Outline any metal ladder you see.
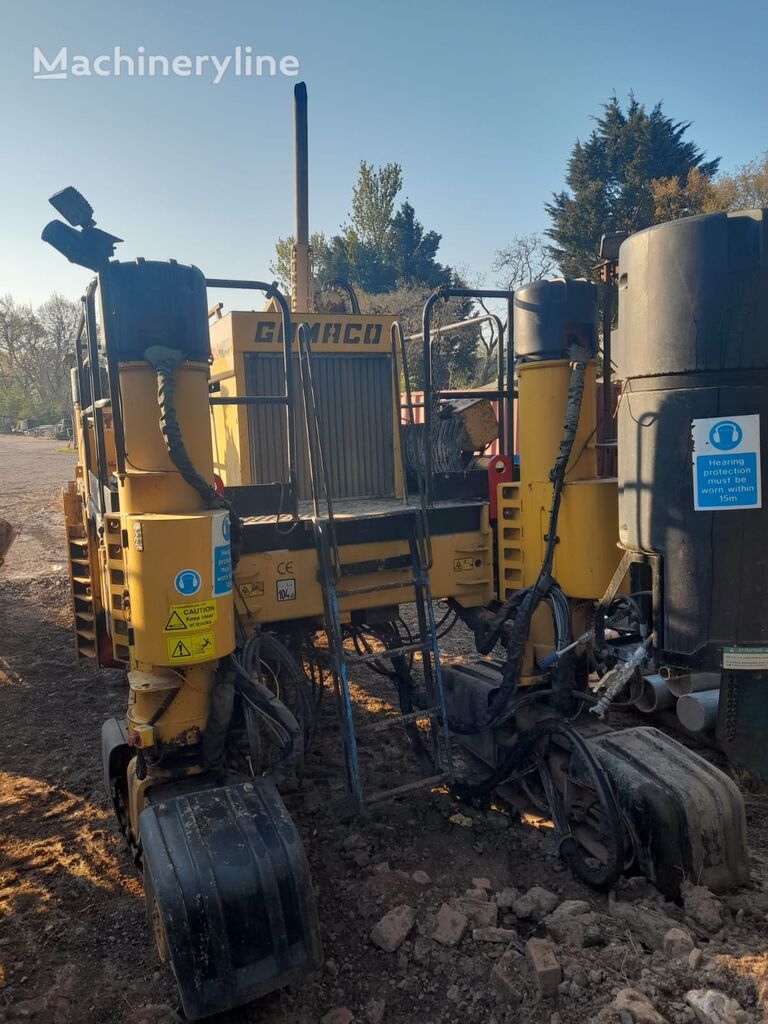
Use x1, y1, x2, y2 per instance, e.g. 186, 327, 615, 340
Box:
296, 323, 454, 812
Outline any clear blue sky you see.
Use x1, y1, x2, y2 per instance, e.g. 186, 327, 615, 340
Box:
1, 0, 766, 305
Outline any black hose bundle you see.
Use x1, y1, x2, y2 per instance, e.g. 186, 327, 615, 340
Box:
144, 345, 242, 565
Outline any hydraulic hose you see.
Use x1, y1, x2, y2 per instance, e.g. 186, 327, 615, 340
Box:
144, 345, 242, 565
470, 348, 589, 731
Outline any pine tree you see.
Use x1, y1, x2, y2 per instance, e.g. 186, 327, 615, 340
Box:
546, 96, 719, 277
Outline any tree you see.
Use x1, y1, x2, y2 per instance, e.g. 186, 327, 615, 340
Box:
349, 161, 402, 256
0, 293, 79, 422
546, 95, 719, 276
493, 233, 557, 289
708, 153, 768, 211
272, 161, 483, 388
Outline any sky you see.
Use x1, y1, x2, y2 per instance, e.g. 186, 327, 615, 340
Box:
1, 0, 766, 306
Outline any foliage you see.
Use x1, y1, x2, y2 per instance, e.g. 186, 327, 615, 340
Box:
273, 160, 478, 388
650, 153, 768, 220
0, 293, 79, 422
546, 95, 719, 277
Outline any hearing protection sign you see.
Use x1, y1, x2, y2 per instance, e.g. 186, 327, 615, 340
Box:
692, 414, 761, 511
212, 510, 233, 597
167, 631, 216, 664
163, 600, 217, 633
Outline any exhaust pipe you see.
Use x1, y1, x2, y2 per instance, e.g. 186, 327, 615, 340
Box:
667, 671, 721, 698
632, 673, 675, 713
677, 690, 720, 733
292, 82, 311, 314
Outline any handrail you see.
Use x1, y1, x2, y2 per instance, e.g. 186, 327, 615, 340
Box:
296, 322, 341, 577
391, 321, 432, 568
421, 287, 515, 504
205, 279, 298, 518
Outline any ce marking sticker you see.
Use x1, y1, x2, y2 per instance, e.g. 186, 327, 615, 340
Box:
277, 560, 294, 576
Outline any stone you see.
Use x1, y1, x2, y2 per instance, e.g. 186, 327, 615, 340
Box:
322, 1009, 354, 1024
564, 963, 588, 989
411, 870, 431, 885
685, 990, 744, 1024
372, 861, 390, 875
609, 898, 689, 951
496, 887, 518, 911
472, 927, 518, 943
490, 949, 526, 1004
370, 905, 416, 953
342, 833, 366, 851
513, 886, 560, 922
452, 897, 499, 928
680, 884, 725, 934
596, 988, 666, 1024
543, 901, 603, 949
472, 877, 493, 891
688, 948, 704, 971
433, 903, 469, 947
365, 998, 385, 1024
464, 888, 490, 901
525, 937, 562, 998
446, 984, 461, 1003
449, 813, 473, 827
663, 927, 695, 959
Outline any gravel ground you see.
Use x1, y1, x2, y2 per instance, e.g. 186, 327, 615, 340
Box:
1, 435, 767, 1024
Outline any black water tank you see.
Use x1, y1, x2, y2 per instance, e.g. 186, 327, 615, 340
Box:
514, 279, 598, 360
99, 259, 210, 362
617, 209, 768, 670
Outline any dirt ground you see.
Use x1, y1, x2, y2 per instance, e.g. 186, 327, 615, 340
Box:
2, 435, 768, 1024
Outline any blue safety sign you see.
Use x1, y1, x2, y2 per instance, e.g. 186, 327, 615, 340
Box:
692, 414, 761, 511
175, 569, 202, 596
211, 509, 233, 596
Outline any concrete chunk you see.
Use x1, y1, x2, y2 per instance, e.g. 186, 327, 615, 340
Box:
370, 904, 416, 952
433, 903, 468, 947
525, 937, 562, 997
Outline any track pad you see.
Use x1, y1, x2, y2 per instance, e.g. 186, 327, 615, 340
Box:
587, 727, 749, 897
139, 778, 322, 1020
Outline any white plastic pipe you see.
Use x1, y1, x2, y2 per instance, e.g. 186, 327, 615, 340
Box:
634, 673, 675, 713
676, 690, 720, 733
667, 672, 721, 698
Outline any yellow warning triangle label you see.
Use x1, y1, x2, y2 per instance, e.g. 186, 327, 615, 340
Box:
164, 610, 187, 631
170, 640, 191, 658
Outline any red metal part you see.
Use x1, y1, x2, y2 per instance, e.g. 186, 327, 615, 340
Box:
487, 455, 513, 520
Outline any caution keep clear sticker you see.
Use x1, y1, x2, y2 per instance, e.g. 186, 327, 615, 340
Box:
167, 631, 216, 664
163, 600, 217, 633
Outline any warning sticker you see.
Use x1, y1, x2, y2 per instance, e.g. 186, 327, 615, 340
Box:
723, 646, 768, 670
167, 631, 216, 664
163, 600, 217, 633
453, 557, 475, 573
238, 580, 265, 599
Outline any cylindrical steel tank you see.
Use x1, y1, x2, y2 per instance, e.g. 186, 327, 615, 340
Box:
616, 208, 768, 775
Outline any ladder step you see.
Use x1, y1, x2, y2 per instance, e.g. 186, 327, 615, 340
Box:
77, 627, 96, 642
367, 772, 450, 806
359, 708, 437, 733
347, 641, 428, 665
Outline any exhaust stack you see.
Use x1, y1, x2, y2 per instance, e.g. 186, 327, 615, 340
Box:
292, 82, 311, 313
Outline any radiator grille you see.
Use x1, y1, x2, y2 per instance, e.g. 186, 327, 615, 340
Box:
244, 353, 395, 500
